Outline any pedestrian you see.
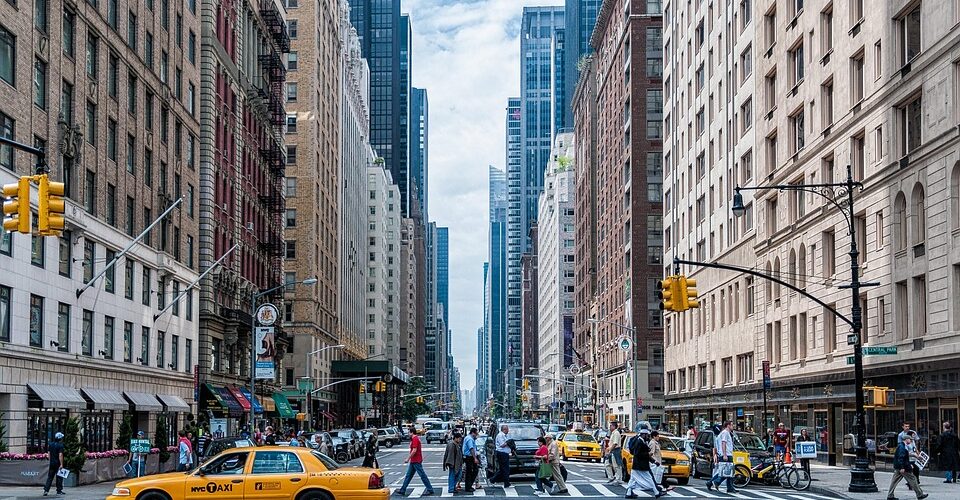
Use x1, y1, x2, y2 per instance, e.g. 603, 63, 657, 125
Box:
491, 424, 512, 488
939, 422, 959, 483
685, 425, 696, 441
484, 423, 497, 481
887, 435, 928, 500
706, 421, 738, 494
773, 422, 791, 461
534, 436, 555, 494
125, 430, 148, 478
177, 430, 194, 472
796, 428, 814, 475
545, 434, 568, 494
462, 428, 480, 492
396, 427, 435, 496
196, 427, 211, 461
264, 426, 277, 445
624, 429, 661, 498
649, 431, 671, 493
607, 421, 624, 484
42, 432, 65, 496
362, 432, 379, 468
898, 422, 922, 482
443, 433, 465, 493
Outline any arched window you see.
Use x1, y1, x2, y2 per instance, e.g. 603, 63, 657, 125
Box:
912, 183, 926, 246
788, 249, 797, 287
952, 163, 960, 230
798, 244, 807, 288
895, 192, 907, 251
773, 257, 782, 301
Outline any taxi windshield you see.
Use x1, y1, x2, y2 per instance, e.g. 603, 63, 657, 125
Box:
657, 437, 679, 451
564, 434, 597, 443
310, 451, 340, 470
735, 433, 766, 451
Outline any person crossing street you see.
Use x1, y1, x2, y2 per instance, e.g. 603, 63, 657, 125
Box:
396, 430, 435, 496
462, 428, 480, 493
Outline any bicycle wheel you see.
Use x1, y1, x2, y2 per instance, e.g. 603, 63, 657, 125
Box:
777, 466, 792, 488
789, 467, 811, 491
733, 465, 751, 488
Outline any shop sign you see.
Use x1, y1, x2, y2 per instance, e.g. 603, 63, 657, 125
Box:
255, 327, 275, 380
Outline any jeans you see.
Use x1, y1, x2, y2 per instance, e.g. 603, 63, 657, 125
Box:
535, 473, 554, 492
492, 451, 511, 487
128, 459, 146, 478
398, 462, 434, 494
43, 464, 63, 494
463, 458, 479, 490
447, 466, 461, 492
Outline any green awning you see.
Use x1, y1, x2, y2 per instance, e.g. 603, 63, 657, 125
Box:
272, 393, 296, 419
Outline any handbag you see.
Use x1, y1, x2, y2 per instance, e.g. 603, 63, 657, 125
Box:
650, 464, 664, 483
536, 461, 553, 479
719, 461, 735, 478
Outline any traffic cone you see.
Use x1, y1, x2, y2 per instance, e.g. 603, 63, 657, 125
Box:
784, 448, 792, 464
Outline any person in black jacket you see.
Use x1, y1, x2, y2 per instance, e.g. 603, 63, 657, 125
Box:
887, 435, 928, 500
624, 429, 662, 499
939, 422, 959, 483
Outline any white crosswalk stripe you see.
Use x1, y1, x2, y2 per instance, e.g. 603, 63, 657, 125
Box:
591, 484, 617, 497
503, 485, 519, 497
385, 483, 841, 498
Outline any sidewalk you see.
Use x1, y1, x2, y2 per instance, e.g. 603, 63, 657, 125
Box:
807, 464, 959, 500
0, 481, 115, 500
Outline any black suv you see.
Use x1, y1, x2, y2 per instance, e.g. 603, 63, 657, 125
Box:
691, 429, 771, 479
484, 423, 546, 476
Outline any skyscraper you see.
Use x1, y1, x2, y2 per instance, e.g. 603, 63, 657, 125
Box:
506, 6, 565, 404
488, 166, 508, 398
437, 227, 449, 327
411, 88, 429, 222
563, 0, 602, 128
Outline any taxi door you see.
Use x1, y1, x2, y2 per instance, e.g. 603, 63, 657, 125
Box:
184, 451, 249, 500
243, 449, 310, 500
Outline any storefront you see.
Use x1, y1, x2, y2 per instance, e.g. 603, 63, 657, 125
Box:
200, 384, 244, 435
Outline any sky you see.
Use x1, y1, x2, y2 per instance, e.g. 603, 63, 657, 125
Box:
403, 0, 558, 391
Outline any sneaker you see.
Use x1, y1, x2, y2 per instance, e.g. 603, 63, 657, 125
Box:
555, 489, 568, 494
726, 488, 738, 494
463, 488, 475, 493
395, 490, 407, 496
625, 495, 639, 499
706, 482, 714, 491
42, 493, 48, 497
56, 492, 65, 496
918, 494, 929, 499
423, 491, 434, 497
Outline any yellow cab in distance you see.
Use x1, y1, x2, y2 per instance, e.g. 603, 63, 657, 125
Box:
619, 433, 692, 485
107, 446, 388, 500
556, 431, 602, 462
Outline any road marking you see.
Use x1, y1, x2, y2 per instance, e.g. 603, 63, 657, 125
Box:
564, 484, 585, 496
567, 468, 591, 478
471, 488, 487, 496
408, 486, 425, 498
592, 484, 618, 497
503, 485, 519, 497
677, 485, 721, 497
440, 487, 454, 497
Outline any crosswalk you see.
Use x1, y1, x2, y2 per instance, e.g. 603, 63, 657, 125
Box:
387, 482, 842, 498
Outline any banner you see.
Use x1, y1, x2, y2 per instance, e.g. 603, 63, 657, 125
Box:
210, 418, 228, 439
255, 327, 275, 380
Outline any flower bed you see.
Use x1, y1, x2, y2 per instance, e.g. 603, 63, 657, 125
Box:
0, 446, 178, 485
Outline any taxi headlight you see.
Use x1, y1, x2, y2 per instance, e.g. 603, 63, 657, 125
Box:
111, 487, 131, 496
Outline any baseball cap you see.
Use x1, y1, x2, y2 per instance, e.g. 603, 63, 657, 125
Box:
54, 432, 64, 440
137, 430, 145, 436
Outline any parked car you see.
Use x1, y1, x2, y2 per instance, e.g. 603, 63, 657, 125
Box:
620, 433, 691, 485
425, 422, 453, 444
377, 428, 401, 447
332, 428, 363, 459
197, 436, 255, 463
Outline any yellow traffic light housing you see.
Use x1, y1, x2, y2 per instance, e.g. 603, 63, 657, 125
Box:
38, 174, 65, 234
359, 383, 366, 394
416, 396, 424, 404
523, 378, 530, 391
3, 177, 30, 234
681, 276, 700, 310
657, 276, 681, 311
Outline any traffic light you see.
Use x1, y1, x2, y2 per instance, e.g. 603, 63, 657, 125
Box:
657, 276, 681, 311
523, 378, 530, 391
375, 381, 387, 392
416, 396, 424, 404
680, 276, 700, 310
3, 177, 30, 234
38, 174, 65, 234
865, 387, 896, 407
359, 383, 366, 394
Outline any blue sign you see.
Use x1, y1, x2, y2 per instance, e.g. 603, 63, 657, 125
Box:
736, 408, 744, 417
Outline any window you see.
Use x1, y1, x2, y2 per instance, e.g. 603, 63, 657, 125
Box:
821, 79, 834, 128
900, 93, 922, 155
286, 209, 296, 227
108, 53, 119, 98
187, 31, 196, 64
31, 232, 44, 267
851, 133, 865, 180
0, 285, 10, 342
103, 316, 114, 359
185, 338, 192, 370
126, 134, 135, 173
107, 119, 118, 160
141, 327, 149, 365
144, 31, 154, 69
875, 41, 882, 80
912, 184, 926, 246
287, 52, 298, 70
851, 51, 865, 105
81, 240, 95, 284
914, 275, 927, 336
766, 131, 778, 173
142, 267, 151, 305
124, 196, 134, 235
764, 7, 777, 50
851, 0, 864, 24
124, 259, 134, 299
286, 178, 297, 197
85, 35, 98, 77
172, 281, 180, 316
156, 330, 164, 367
85, 101, 97, 145
33, 60, 47, 109
790, 107, 805, 154
57, 303, 70, 352
820, 5, 833, 56
108, 0, 118, 29
29, 295, 43, 347
285, 241, 296, 259
123, 321, 133, 362
82, 309, 93, 356
187, 235, 194, 269
35, 0, 48, 32
740, 98, 752, 135
287, 20, 297, 39
646, 89, 663, 138
58, 230, 72, 277
127, 11, 137, 49
822, 229, 836, 277
287, 82, 297, 102
900, 5, 922, 65
722, 358, 733, 386
789, 40, 804, 86
171, 334, 179, 370
740, 45, 752, 83
0, 112, 12, 168
0, 25, 14, 86
252, 451, 305, 474
104, 249, 116, 293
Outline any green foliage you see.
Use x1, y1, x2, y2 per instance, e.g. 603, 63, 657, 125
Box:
401, 378, 432, 422
62, 417, 86, 474
155, 415, 170, 464
0, 412, 8, 452
556, 155, 572, 172
116, 412, 133, 450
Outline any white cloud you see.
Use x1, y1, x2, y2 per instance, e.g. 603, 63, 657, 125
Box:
404, 0, 558, 391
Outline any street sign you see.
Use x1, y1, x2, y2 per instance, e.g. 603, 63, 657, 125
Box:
618, 337, 632, 351
130, 439, 151, 454
569, 364, 581, 376
297, 378, 314, 394
762, 360, 772, 389
847, 356, 856, 365
255, 304, 279, 326
863, 346, 898, 355
847, 333, 859, 346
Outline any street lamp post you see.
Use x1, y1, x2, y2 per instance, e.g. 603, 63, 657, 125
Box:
249, 278, 318, 433
733, 165, 877, 492
588, 318, 638, 431
304, 344, 345, 430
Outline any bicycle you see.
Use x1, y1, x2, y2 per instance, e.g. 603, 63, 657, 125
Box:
750, 457, 811, 491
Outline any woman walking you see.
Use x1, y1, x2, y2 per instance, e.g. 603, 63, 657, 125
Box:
362, 432, 380, 468
534, 437, 555, 495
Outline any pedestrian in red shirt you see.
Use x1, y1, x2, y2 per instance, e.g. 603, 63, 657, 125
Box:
396, 432, 435, 496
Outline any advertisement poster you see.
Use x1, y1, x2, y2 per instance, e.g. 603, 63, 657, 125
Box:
255, 327, 275, 379
210, 418, 227, 439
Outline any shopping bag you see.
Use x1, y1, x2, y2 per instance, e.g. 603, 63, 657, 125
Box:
56, 468, 70, 479
718, 461, 734, 478
651, 464, 665, 483
536, 461, 553, 479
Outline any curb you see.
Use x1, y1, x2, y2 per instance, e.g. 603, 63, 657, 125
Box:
807, 482, 854, 499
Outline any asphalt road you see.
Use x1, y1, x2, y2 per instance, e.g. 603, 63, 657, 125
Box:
379, 442, 845, 499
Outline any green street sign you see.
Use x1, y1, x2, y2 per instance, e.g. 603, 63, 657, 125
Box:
130, 439, 151, 454
847, 356, 855, 365
862, 346, 897, 355
297, 378, 314, 394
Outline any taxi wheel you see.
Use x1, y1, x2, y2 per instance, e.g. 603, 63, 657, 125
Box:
676, 477, 689, 485
138, 492, 170, 500
297, 491, 333, 500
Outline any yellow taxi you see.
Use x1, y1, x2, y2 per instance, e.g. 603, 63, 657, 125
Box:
620, 433, 691, 485
107, 446, 388, 500
556, 431, 602, 462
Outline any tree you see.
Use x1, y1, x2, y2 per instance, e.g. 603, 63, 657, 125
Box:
116, 412, 133, 450
0, 412, 8, 452
155, 415, 171, 464
400, 378, 431, 422
62, 417, 86, 474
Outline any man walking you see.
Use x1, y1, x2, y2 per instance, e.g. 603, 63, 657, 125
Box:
177, 430, 194, 471
888, 435, 928, 500
899, 422, 922, 485
939, 422, 959, 483
624, 429, 661, 498
462, 428, 480, 493
545, 434, 568, 494
491, 424, 512, 488
607, 421, 624, 484
706, 421, 737, 494
396, 428, 435, 496
42, 432, 65, 496
443, 433, 464, 493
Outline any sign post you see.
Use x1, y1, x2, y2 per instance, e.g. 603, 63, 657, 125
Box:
762, 360, 772, 431
130, 439, 151, 478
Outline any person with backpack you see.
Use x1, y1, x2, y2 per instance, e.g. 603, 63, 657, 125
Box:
887, 434, 928, 500
939, 421, 959, 483
624, 429, 661, 498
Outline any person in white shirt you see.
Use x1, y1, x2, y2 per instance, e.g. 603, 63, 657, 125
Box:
607, 422, 624, 484
706, 421, 738, 494
491, 425, 512, 488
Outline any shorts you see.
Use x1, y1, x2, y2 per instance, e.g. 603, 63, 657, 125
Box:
774, 444, 786, 455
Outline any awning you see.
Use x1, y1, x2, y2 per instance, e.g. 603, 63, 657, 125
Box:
157, 394, 191, 412
81, 388, 129, 410
28, 384, 87, 410
123, 392, 163, 412
240, 388, 263, 414
211, 385, 243, 417
226, 386, 251, 411
321, 411, 336, 420
272, 393, 297, 419
257, 395, 276, 413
